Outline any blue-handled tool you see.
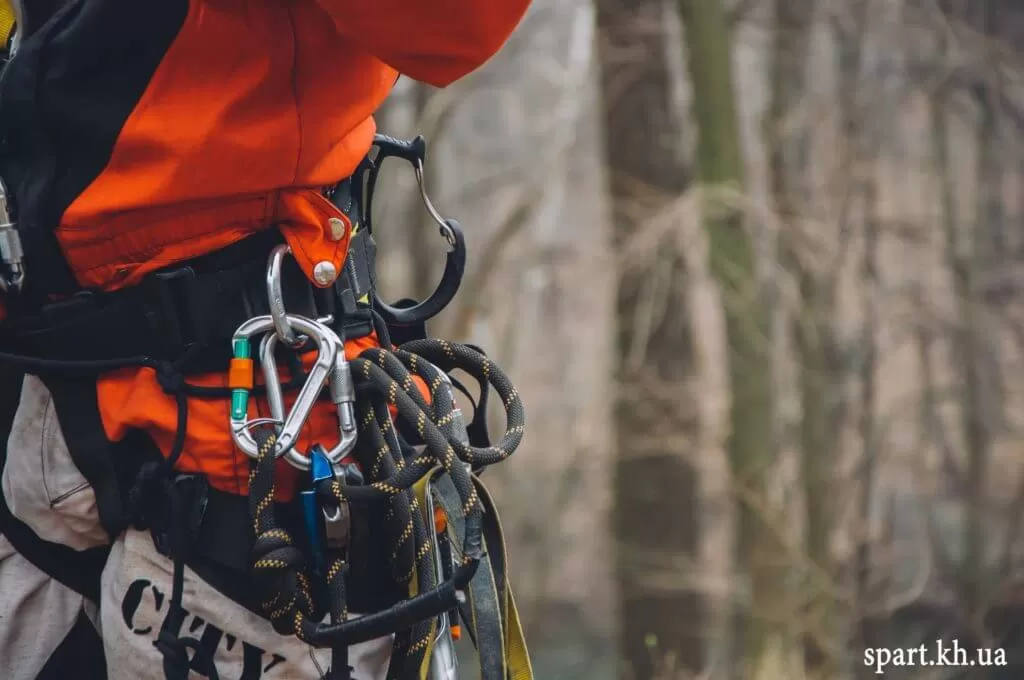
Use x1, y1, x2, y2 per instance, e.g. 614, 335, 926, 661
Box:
300, 443, 337, 575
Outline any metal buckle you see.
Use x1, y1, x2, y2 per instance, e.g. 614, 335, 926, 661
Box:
0, 177, 25, 294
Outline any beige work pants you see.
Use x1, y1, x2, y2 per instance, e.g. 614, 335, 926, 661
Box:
0, 376, 392, 679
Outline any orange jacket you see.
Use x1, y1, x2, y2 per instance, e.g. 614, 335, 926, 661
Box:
1, 0, 529, 498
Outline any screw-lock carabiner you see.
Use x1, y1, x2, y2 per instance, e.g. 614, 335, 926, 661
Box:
229, 314, 340, 465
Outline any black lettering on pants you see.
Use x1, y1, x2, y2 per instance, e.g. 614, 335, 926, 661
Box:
119, 577, 291, 678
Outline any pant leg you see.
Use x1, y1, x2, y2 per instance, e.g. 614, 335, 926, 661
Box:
0, 375, 109, 679
4, 375, 395, 679
0, 534, 98, 680
33, 603, 107, 680
101, 528, 394, 680
2, 375, 110, 551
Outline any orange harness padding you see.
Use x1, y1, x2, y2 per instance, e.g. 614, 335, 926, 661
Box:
98, 332, 407, 502
77, 189, 426, 501
58, 188, 354, 293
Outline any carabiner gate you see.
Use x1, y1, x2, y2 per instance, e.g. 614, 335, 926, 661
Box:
259, 326, 357, 471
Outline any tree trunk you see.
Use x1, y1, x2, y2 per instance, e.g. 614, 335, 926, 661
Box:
595, 0, 702, 676
676, 0, 772, 676
765, 1, 825, 676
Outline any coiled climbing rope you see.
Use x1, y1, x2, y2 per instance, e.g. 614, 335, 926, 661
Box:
245, 336, 525, 678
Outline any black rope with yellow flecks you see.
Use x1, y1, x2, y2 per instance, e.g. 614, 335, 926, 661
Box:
245, 338, 525, 680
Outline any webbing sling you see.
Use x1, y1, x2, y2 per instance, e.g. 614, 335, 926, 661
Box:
413, 467, 534, 680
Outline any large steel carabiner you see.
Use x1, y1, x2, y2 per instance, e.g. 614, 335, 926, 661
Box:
229, 314, 340, 466
259, 328, 358, 471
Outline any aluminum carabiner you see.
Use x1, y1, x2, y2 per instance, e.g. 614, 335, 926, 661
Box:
266, 244, 305, 349
229, 314, 339, 464
260, 325, 358, 471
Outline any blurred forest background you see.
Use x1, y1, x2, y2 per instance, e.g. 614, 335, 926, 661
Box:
370, 0, 1024, 678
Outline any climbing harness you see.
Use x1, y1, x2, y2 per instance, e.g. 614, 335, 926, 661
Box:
0, 133, 534, 679
224, 137, 530, 677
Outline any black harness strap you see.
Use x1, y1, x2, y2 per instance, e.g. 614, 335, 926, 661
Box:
34, 608, 108, 680
0, 226, 377, 371
0, 494, 108, 602
40, 376, 129, 538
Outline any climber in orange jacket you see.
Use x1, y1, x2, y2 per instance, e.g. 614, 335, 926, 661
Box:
0, 2, 531, 679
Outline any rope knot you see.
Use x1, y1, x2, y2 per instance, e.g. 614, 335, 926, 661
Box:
155, 362, 186, 394
251, 530, 317, 636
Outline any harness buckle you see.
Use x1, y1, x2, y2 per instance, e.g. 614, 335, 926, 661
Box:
312, 446, 351, 556
303, 445, 361, 574
149, 266, 199, 350
321, 502, 351, 552
149, 473, 210, 559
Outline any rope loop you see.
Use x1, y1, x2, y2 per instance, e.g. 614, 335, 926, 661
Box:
243, 337, 524, 676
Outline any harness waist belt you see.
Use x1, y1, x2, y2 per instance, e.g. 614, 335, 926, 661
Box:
0, 227, 379, 375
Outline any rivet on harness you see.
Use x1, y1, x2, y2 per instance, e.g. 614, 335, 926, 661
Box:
0, 134, 534, 680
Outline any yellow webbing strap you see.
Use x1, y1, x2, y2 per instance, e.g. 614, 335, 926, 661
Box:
414, 467, 533, 680
469, 474, 532, 680
505, 588, 531, 680
0, 1, 15, 50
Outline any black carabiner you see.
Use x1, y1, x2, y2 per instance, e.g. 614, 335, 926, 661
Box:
350, 134, 467, 327
373, 218, 465, 326
360, 135, 427, 235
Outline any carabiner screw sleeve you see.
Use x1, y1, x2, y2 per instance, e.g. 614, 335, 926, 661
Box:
229, 338, 253, 421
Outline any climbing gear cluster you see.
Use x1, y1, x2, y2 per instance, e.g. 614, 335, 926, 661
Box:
0, 134, 533, 679
231, 242, 527, 679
